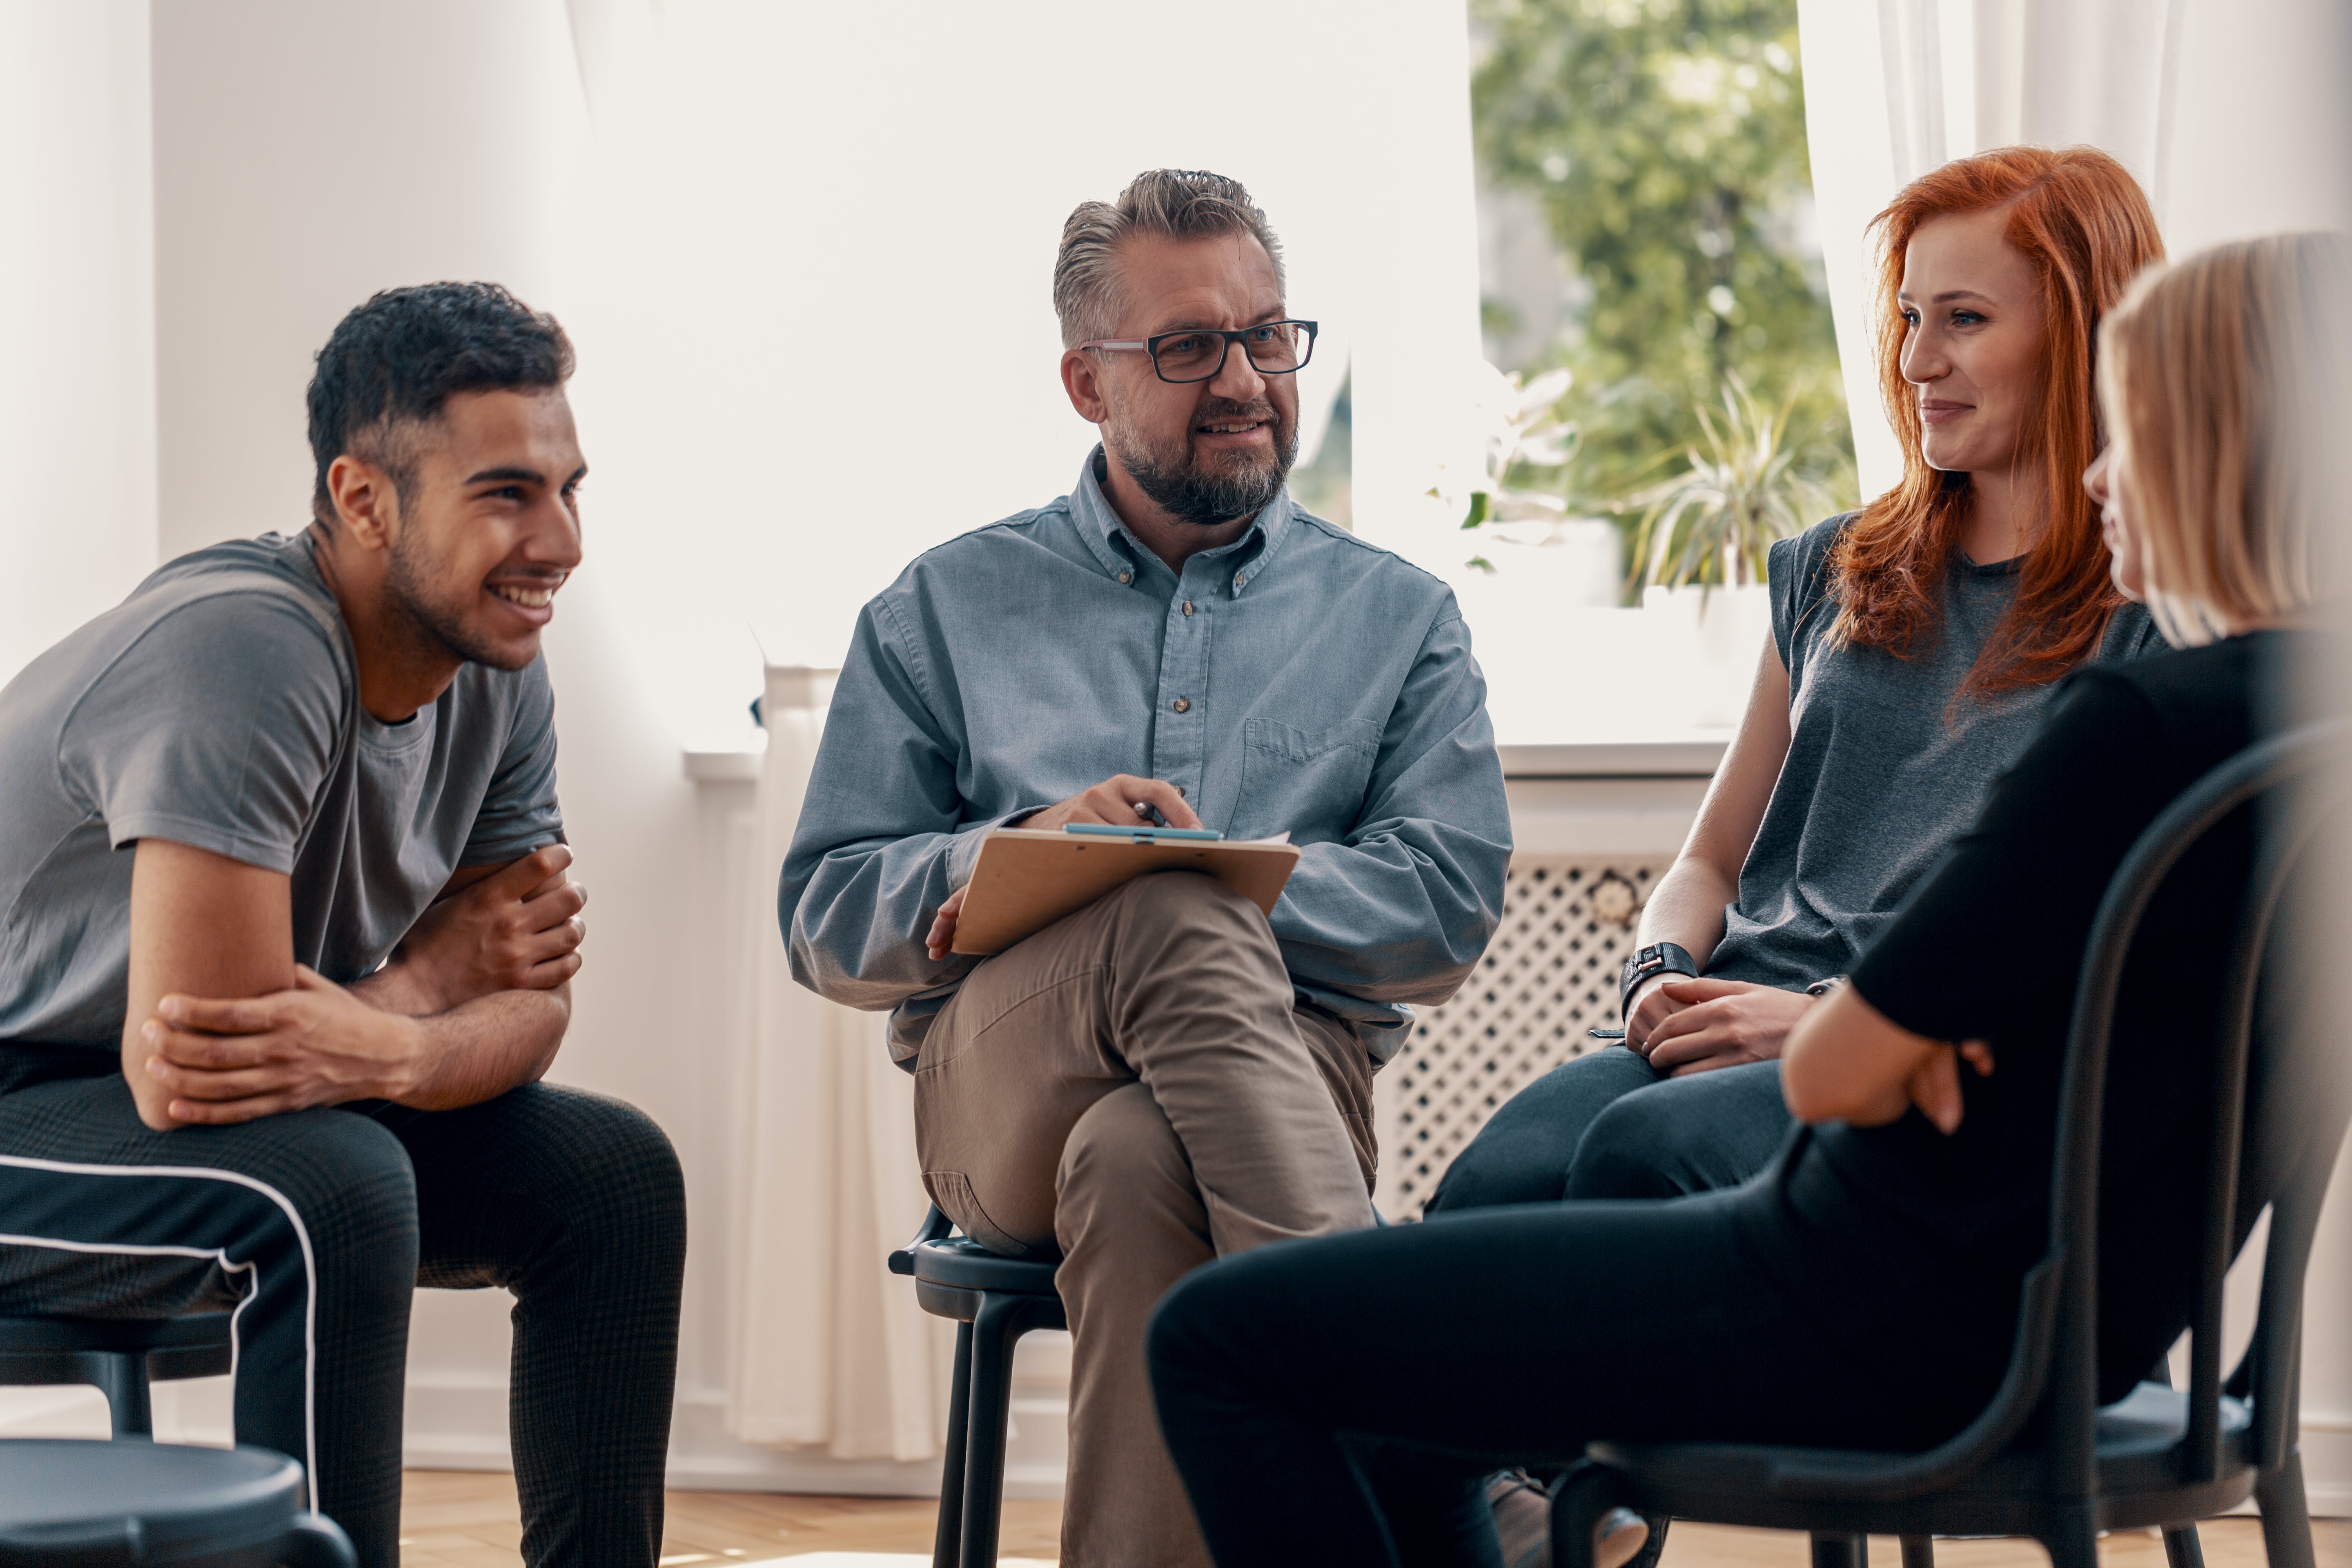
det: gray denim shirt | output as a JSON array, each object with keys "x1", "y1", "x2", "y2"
[{"x1": 779, "y1": 449, "x2": 1512, "y2": 1067}]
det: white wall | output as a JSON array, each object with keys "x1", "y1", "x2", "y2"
[
  {"x1": 0, "y1": 0, "x2": 156, "y2": 686},
  {"x1": 2160, "y1": 0, "x2": 2352, "y2": 254}
]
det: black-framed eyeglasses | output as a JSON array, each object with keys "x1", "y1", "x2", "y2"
[{"x1": 1080, "y1": 320, "x2": 1318, "y2": 384}]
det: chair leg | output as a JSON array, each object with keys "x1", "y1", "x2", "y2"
[
  {"x1": 73, "y1": 1349, "x2": 151, "y2": 1438},
  {"x1": 2038, "y1": 1505, "x2": 2100, "y2": 1568},
  {"x1": 1811, "y1": 1532, "x2": 1867, "y2": 1568},
  {"x1": 1901, "y1": 1535, "x2": 1936, "y2": 1568},
  {"x1": 932, "y1": 1321, "x2": 974, "y2": 1568},
  {"x1": 959, "y1": 1294, "x2": 1028, "y2": 1568},
  {"x1": 2163, "y1": 1524, "x2": 2207, "y2": 1568},
  {"x1": 2255, "y1": 1452, "x2": 2319, "y2": 1568}
]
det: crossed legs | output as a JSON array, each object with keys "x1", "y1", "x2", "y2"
[{"x1": 914, "y1": 872, "x2": 1377, "y2": 1568}]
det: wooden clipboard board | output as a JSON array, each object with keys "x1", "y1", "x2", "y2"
[{"x1": 949, "y1": 828, "x2": 1301, "y2": 956}]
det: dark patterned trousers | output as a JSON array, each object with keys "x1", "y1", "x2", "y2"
[{"x1": 0, "y1": 1048, "x2": 686, "y2": 1568}]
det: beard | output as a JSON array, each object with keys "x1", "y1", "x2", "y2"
[
  {"x1": 1106, "y1": 394, "x2": 1298, "y2": 527},
  {"x1": 385, "y1": 528, "x2": 535, "y2": 671}
]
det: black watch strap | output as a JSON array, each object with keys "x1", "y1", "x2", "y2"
[{"x1": 1620, "y1": 942, "x2": 1698, "y2": 1020}]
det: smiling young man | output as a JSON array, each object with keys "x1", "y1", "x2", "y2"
[
  {"x1": 0, "y1": 284, "x2": 684, "y2": 1568},
  {"x1": 780, "y1": 169, "x2": 1511, "y2": 1568}
]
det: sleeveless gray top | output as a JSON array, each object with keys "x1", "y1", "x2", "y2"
[{"x1": 1705, "y1": 513, "x2": 2165, "y2": 991}]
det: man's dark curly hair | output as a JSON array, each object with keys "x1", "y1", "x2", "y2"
[{"x1": 306, "y1": 281, "x2": 574, "y2": 526}]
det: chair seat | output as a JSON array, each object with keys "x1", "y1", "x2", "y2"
[
  {"x1": 1589, "y1": 1383, "x2": 2254, "y2": 1537},
  {"x1": 908, "y1": 1236, "x2": 1062, "y2": 1296},
  {"x1": 0, "y1": 1312, "x2": 235, "y2": 1385},
  {"x1": 0, "y1": 1438, "x2": 309, "y2": 1563}
]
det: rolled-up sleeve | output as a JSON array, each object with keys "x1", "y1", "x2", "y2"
[
  {"x1": 778, "y1": 599, "x2": 996, "y2": 1014},
  {"x1": 1271, "y1": 607, "x2": 1511, "y2": 1007}
]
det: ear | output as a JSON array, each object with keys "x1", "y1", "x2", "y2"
[
  {"x1": 1060, "y1": 347, "x2": 1111, "y2": 425},
  {"x1": 325, "y1": 454, "x2": 399, "y2": 550}
]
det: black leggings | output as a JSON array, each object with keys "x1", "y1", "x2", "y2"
[
  {"x1": 1428, "y1": 1048, "x2": 1793, "y2": 1211},
  {"x1": 0, "y1": 1056, "x2": 686, "y2": 1568},
  {"x1": 1147, "y1": 1154, "x2": 2011, "y2": 1568}
]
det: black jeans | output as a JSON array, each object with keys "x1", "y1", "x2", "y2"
[
  {"x1": 1148, "y1": 1152, "x2": 2010, "y2": 1568},
  {"x1": 0, "y1": 1054, "x2": 686, "y2": 1568},
  {"x1": 1427, "y1": 1047, "x2": 1793, "y2": 1211}
]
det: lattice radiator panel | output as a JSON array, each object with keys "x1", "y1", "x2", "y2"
[{"x1": 1373, "y1": 857, "x2": 1668, "y2": 1221}]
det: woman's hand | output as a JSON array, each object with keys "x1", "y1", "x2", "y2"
[
  {"x1": 1904, "y1": 1041, "x2": 1996, "y2": 1134},
  {"x1": 1639, "y1": 978, "x2": 1818, "y2": 1074},
  {"x1": 1784, "y1": 982, "x2": 1995, "y2": 1130}
]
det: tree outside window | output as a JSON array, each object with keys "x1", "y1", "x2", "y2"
[{"x1": 1472, "y1": 0, "x2": 1853, "y2": 550}]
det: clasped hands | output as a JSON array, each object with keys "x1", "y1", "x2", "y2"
[
  {"x1": 925, "y1": 774, "x2": 1199, "y2": 960},
  {"x1": 1632, "y1": 974, "x2": 1993, "y2": 1131},
  {"x1": 142, "y1": 844, "x2": 586, "y2": 1126}
]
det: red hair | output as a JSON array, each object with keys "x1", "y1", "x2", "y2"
[{"x1": 1829, "y1": 146, "x2": 2163, "y2": 693}]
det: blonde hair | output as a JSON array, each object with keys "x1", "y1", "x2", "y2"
[
  {"x1": 2098, "y1": 232, "x2": 2348, "y2": 644},
  {"x1": 1053, "y1": 169, "x2": 1285, "y2": 348}
]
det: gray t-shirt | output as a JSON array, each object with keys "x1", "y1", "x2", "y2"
[
  {"x1": 0, "y1": 531, "x2": 563, "y2": 1050},
  {"x1": 1707, "y1": 513, "x2": 2164, "y2": 991}
]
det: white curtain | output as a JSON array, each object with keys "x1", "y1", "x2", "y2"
[
  {"x1": 1794, "y1": 0, "x2": 2187, "y2": 497},
  {"x1": 725, "y1": 666, "x2": 958, "y2": 1460}
]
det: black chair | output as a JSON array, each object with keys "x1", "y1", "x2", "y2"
[
  {"x1": 1553, "y1": 721, "x2": 2352, "y2": 1568},
  {"x1": 0, "y1": 1310, "x2": 234, "y2": 1437},
  {"x1": 889, "y1": 1203, "x2": 1065, "y2": 1568},
  {"x1": 0, "y1": 1437, "x2": 354, "y2": 1566}
]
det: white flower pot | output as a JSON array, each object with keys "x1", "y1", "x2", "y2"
[{"x1": 1642, "y1": 582, "x2": 1773, "y2": 730}]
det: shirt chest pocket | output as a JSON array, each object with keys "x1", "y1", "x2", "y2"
[{"x1": 1233, "y1": 717, "x2": 1383, "y2": 840}]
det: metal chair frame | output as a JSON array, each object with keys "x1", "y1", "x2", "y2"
[
  {"x1": 0, "y1": 1436, "x2": 354, "y2": 1566},
  {"x1": 890, "y1": 1204, "x2": 1065, "y2": 1568},
  {"x1": 0, "y1": 1310, "x2": 235, "y2": 1437},
  {"x1": 1554, "y1": 721, "x2": 2352, "y2": 1568}
]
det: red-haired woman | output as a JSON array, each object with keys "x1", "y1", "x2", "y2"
[{"x1": 1431, "y1": 146, "x2": 2167, "y2": 1222}]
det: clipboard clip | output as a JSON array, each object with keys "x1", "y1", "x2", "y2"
[{"x1": 1062, "y1": 823, "x2": 1225, "y2": 844}]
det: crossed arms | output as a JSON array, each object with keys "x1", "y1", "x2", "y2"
[{"x1": 122, "y1": 838, "x2": 586, "y2": 1131}]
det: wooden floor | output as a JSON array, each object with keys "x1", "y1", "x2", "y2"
[{"x1": 397, "y1": 1470, "x2": 2351, "y2": 1567}]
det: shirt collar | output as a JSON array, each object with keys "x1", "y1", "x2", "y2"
[{"x1": 1071, "y1": 444, "x2": 1296, "y2": 597}]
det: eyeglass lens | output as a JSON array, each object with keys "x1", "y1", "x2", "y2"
[{"x1": 1152, "y1": 322, "x2": 1315, "y2": 383}]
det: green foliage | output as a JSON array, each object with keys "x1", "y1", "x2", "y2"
[
  {"x1": 1624, "y1": 372, "x2": 1850, "y2": 591},
  {"x1": 1472, "y1": 0, "x2": 1851, "y2": 501}
]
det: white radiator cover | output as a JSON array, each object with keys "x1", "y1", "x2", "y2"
[{"x1": 1376, "y1": 858, "x2": 1664, "y2": 1221}]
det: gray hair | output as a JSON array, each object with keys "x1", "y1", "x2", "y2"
[{"x1": 1053, "y1": 169, "x2": 1287, "y2": 348}]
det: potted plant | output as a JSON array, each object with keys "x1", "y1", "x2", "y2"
[
  {"x1": 1439, "y1": 364, "x2": 1619, "y2": 608},
  {"x1": 1620, "y1": 374, "x2": 1853, "y2": 726}
]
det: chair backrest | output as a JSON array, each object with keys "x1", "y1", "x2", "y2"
[
  {"x1": 1772, "y1": 718, "x2": 2352, "y2": 1502},
  {"x1": 2039, "y1": 718, "x2": 2350, "y2": 1496}
]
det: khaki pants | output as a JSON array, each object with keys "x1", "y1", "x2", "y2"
[{"x1": 915, "y1": 872, "x2": 1378, "y2": 1568}]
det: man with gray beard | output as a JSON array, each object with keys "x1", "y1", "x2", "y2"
[{"x1": 779, "y1": 169, "x2": 1510, "y2": 1568}]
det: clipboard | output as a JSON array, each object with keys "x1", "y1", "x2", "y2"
[{"x1": 949, "y1": 826, "x2": 1301, "y2": 955}]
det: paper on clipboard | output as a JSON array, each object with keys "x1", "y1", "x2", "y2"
[{"x1": 948, "y1": 827, "x2": 1300, "y2": 956}]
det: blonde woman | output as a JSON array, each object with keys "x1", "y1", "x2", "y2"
[{"x1": 1145, "y1": 232, "x2": 2344, "y2": 1568}]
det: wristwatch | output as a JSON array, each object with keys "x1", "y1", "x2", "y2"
[
  {"x1": 1805, "y1": 975, "x2": 1850, "y2": 998},
  {"x1": 1619, "y1": 942, "x2": 1698, "y2": 1020}
]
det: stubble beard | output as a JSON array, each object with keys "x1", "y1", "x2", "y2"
[
  {"x1": 1106, "y1": 396, "x2": 1299, "y2": 528},
  {"x1": 385, "y1": 527, "x2": 535, "y2": 672}
]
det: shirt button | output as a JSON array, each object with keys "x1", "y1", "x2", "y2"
[
  {"x1": 1181, "y1": 600, "x2": 1195, "y2": 617},
  {"x1": 1233, "y1": 574, "x2": 1245, "y2": 588},
  {"x1": 1172, "y1": 697, "x2": 1191, "y2": 713},
  {"x1": 1117, "y1": 570, "x2": 1132, "y2": 584}
]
